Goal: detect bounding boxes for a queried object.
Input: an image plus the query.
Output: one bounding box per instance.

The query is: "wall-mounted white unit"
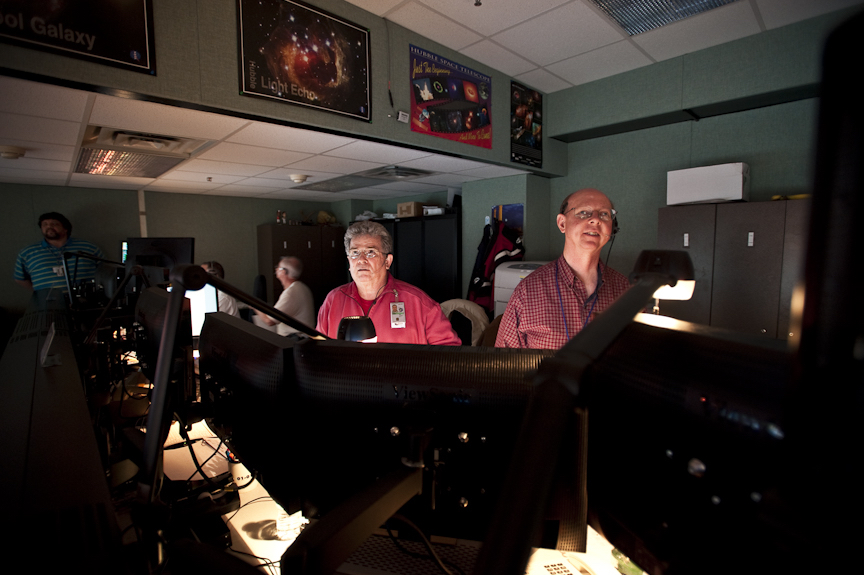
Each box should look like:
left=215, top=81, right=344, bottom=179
left=667, top=162, right=749, bottom=205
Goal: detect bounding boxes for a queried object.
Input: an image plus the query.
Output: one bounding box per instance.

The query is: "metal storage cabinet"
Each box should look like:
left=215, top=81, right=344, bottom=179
left=374, top=212, right=462, bottom=303
left=712, top=201, right=786, bottom=337
left=657, top=200, right=809, bottom=339
left=657, top=204, right=717, bottom=325
left=257, top=224, right=344, bottom=307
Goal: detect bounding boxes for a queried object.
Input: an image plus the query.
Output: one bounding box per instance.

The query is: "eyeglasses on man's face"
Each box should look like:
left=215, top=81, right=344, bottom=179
left=347, top=248, right=385, bottom=260
left=563, top=208, right=617, bottom=222
left=274, top=267, right=288, bottom=274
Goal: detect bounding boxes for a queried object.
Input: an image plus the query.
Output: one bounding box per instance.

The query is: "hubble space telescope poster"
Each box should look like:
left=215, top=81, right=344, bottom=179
left=238, top=0, right=371, bottom=121
left=410, top=45, right=492, bottom=149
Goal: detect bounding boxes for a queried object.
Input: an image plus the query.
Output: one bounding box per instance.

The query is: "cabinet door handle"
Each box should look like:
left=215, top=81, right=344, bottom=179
left=283, top=241, right=287, bottom=249
left=747, top=232, right=755, bottom=247
left=308, top=241, right=312, bottom=249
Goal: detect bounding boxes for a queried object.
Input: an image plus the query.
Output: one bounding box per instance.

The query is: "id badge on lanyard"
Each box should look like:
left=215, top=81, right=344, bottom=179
left=390, top=302, right=406, bottom=329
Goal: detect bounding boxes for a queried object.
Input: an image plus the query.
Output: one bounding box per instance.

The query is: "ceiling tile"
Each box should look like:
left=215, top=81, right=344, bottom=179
left=414, top=0, right=571, bottom=36
left=197, top=142, right=311, bottom=166
left=513, top=68, right=573, bottom=94
left=174, top=158, right=274, bottom=177
left=460, top=40, right=537, bottom=76
left=90, top=95, right=249, bottom=139
left=143, top=180, right=214, bottom=193
left=0, top=141, right=76, bottom=162
left=0, top=157, right=70, bottom=173
left=159, top=171, right=245, bottom=185
left=633, top=1, right=762, bottom=61
left=388, top=3, right=482, bottom=50
left=546, top=40, right=654, bottom=86
left=209, top=183, right=285, bottom=195
left=341, top=0, right=405, bottom=17
left=458, top=165, right=528, bottom=179
left=0, top=76, right=91, bottom=121
left=398, top=155, right=488, bottom=172
left=252, top=168, right=341, bottom=184
left=492, top=3, right=624, bottom=66
left=413, top=173, right=483, bottom=186
left=0, top=112, right=82, bottom=146
left=69, top=173, right=153, bottom=188
left=226, top=122, right=356, bottom=153
left=283, top=155, right=382, bottom=174
left=0, top=167, right=68, bottom=184
left=323, top=140, right=432, bottom=163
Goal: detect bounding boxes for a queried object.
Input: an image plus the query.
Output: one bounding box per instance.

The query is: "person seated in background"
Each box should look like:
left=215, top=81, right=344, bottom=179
left=316, top=221, right=460, bottom=345
left=496, top=188, right=630, bottom=349
left=200, top=261, right=240, bottom=318
left=14, top=212, right=104, bottom=291
left=256, top=256, right=315, bottom=336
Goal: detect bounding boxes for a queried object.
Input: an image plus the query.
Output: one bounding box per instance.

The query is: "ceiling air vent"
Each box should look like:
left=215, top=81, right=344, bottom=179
left=74, top=126, right=212, bottom=178
left=294, top=165, right=436, bottom=193
left=355, top=166, right=435, bottom=180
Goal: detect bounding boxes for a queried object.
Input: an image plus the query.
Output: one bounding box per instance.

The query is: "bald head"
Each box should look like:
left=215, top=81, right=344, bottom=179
left=560, top=188, right=613, bottom=215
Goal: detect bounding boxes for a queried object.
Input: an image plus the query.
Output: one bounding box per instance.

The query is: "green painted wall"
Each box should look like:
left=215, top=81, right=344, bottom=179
left=1, top=184, right=138, bottom=313
left=546, top=7, right=854, bottom=137
left=461, top=174, right=553, bottom=297
left=550, top=98, right=819, bottom=277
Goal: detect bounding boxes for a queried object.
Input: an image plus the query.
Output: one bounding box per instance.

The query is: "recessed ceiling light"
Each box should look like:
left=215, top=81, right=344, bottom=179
left=75, top=148, right=185, bottom=178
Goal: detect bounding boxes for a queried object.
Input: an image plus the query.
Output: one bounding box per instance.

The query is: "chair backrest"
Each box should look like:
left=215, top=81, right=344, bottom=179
left=440, top=298, right=490, bottom=345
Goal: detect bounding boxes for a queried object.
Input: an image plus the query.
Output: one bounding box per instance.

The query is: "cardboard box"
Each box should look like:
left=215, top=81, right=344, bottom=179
left=667, top=163, right=749, bottom=205
left=397, top=202, right=424, bottom=217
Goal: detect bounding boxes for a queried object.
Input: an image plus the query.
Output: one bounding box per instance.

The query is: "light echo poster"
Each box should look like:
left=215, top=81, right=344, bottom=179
left=238, top=0, right=371, bottom=121
left=410, top=45, right=492, bottom=149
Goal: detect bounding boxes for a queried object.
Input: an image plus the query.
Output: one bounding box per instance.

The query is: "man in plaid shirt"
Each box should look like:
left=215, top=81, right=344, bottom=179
left=495, top=189, right=630, bottom=349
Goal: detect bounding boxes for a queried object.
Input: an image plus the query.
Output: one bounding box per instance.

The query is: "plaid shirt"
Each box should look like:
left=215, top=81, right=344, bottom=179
left=495, top=255, right=630, bottom=349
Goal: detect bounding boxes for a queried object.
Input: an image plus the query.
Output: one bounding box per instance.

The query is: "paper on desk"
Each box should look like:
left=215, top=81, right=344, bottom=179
left=161, top=420, right=229, bottom=481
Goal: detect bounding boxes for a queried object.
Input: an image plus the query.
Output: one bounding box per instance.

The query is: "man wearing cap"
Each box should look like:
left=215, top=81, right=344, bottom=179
left=14, top=212, right=104, bottom=291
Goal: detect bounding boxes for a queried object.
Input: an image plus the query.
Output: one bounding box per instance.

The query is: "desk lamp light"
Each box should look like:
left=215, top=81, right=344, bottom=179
left=628, top=250, right=696, bottom=314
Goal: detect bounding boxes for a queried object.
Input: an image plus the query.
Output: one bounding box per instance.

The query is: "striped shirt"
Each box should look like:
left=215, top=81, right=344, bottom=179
left=495, top=255, right=630, bottom=349
left=14, top=238, right=105, bottom=291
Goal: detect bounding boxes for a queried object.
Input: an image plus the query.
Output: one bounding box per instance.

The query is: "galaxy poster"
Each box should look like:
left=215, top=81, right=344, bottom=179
left=0, top=0, right=155, bottom=74
left=510, top=82, right=542, bottom=168
left=410, top=45, right=491, bottom=149
left=238, top=0, right=371, bottom=121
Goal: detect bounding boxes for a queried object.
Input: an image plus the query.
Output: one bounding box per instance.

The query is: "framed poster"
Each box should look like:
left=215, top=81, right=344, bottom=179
left=238, top=0, right=371, bottom=121
left=410, top=45, right=491, bottom=149
left=0, top=0, right=155, bottom=74
left=510, top=82, right=542, bottom=167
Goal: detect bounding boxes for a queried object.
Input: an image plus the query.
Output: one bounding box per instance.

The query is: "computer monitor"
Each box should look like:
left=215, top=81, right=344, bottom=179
left=582, top=314, right=792, bottom=574
left=197, top=317, right=565, bottom=546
